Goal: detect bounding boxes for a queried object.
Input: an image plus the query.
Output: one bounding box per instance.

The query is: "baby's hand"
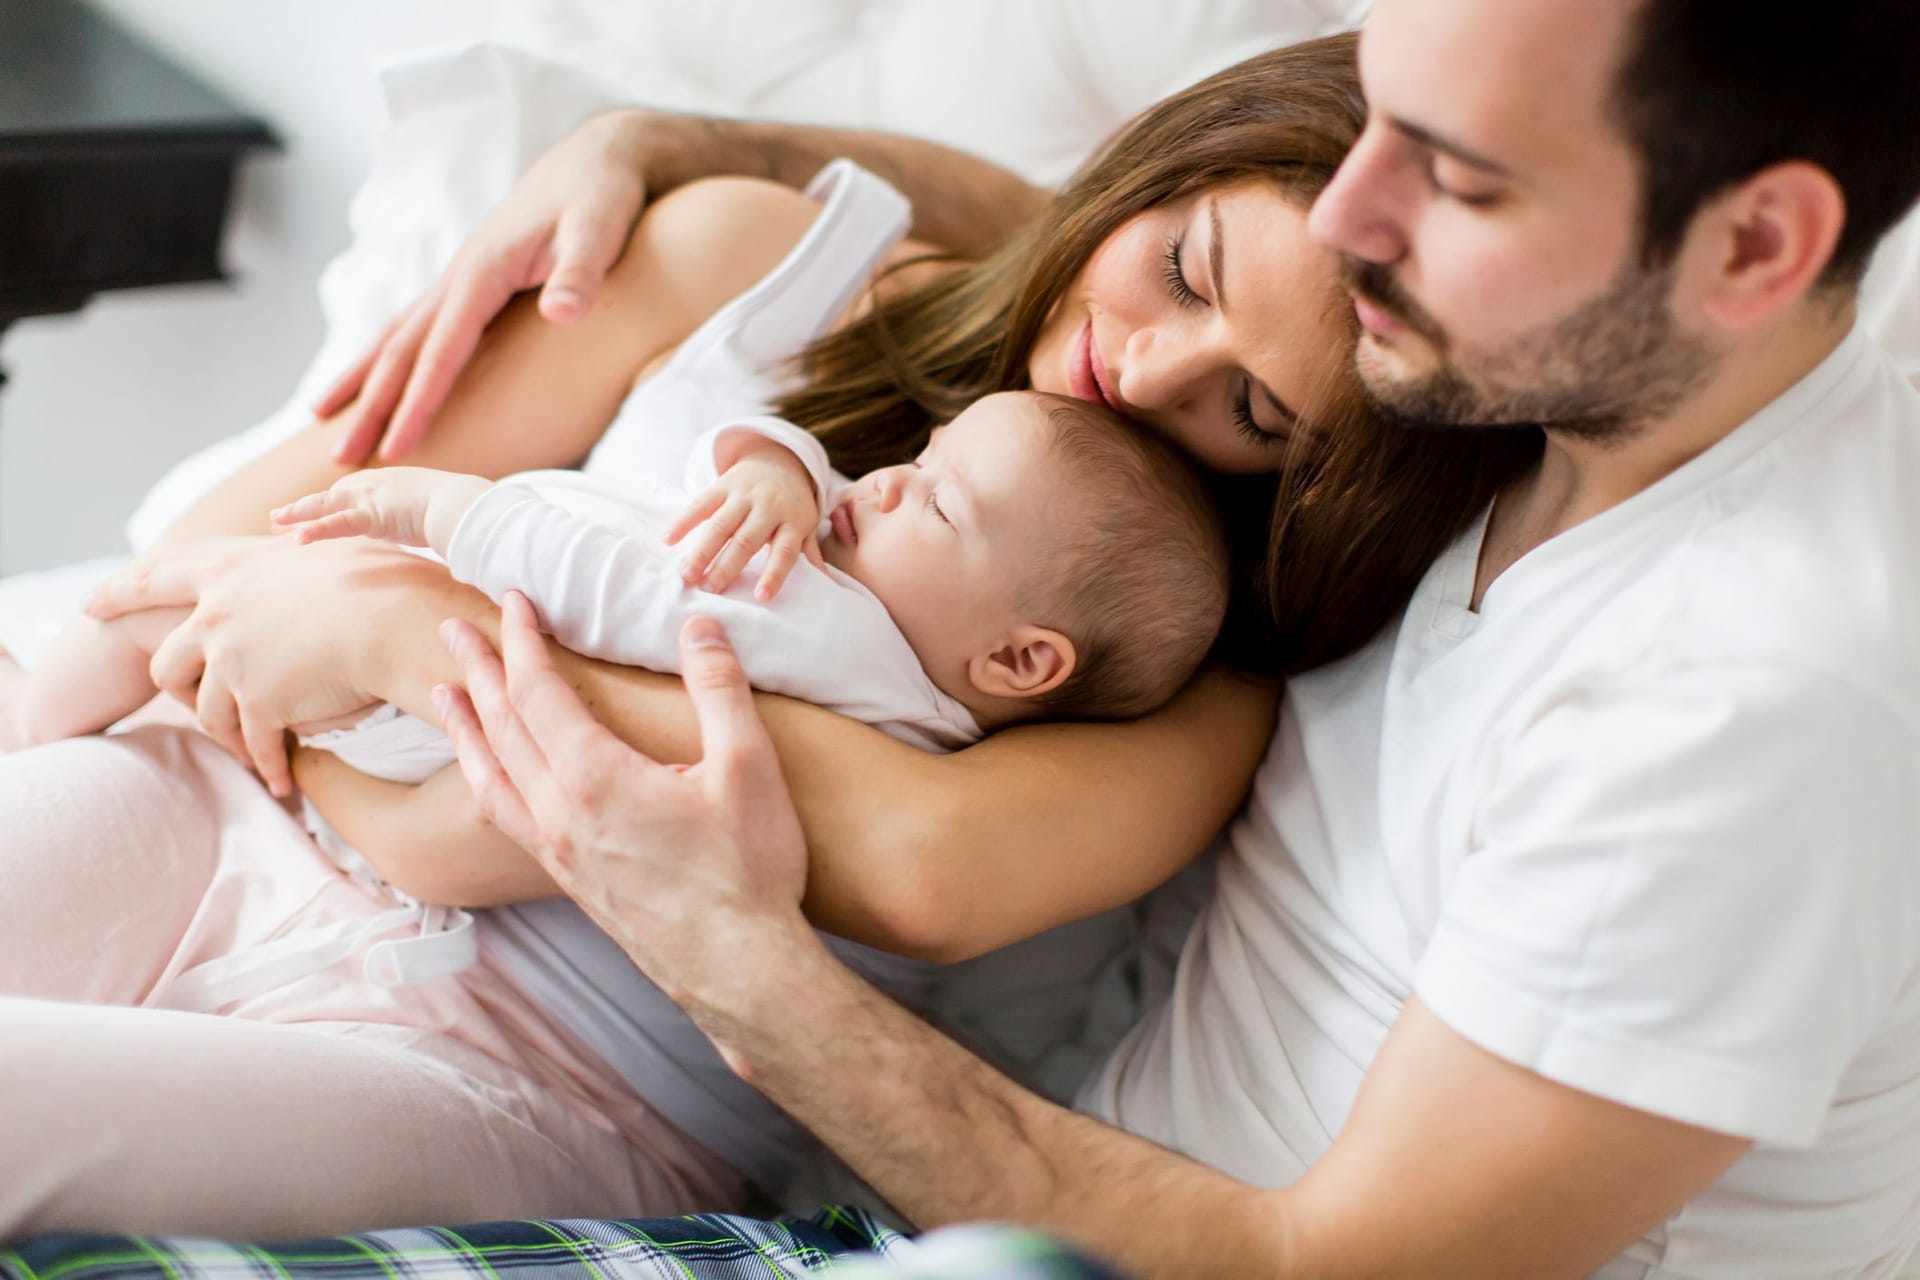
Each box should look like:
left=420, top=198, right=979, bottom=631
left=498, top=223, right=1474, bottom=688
left=667, top=440, right=824, bottom=600
left=271, top=467, right=490, bottom=555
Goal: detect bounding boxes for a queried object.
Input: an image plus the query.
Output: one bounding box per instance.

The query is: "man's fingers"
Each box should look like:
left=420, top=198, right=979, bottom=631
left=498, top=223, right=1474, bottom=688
left=435, top=682, right=544, bottom=854
left=538, top=184, right=641, bottom=323
left=497, top=591, right=654, bottom=772
left=333, top=301, right=435, bottom=463
left=380, top=271, right=511, bottom=461
left=677, top=615, right=778, bottom=781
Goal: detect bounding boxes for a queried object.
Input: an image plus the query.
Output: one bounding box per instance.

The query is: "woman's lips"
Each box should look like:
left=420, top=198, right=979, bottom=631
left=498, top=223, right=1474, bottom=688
left=830, top=498, right=858, bottom=545
left=1069, top=320, right=1127, bottom=415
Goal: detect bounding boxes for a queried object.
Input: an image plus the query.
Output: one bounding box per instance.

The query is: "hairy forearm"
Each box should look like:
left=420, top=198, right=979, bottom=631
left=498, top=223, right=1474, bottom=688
left=688, top=920, right=1293, bottom=1280
left=293, top=747, right=560, bottom=906
left=619, top=108, right=1049, bottom=258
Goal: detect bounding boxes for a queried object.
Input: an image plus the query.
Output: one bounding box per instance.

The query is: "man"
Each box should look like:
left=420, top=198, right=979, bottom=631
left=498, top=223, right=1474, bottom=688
left=64, top=1, right=1920, bottom=1276
left=427, top=2, right=1920, bottom=1275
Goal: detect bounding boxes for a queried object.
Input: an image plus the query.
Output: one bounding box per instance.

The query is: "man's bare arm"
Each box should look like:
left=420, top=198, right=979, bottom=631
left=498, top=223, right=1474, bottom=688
left=617, top=108, right=1049, bottom=259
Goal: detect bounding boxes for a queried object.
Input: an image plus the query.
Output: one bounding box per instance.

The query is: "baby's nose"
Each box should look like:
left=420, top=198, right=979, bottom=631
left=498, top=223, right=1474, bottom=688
left=874, top=469, right=908, bottom=513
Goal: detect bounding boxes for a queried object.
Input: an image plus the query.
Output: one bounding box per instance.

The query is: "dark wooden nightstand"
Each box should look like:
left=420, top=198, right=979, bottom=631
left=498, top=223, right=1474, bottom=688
left=0, top=0, right=279, bottom=388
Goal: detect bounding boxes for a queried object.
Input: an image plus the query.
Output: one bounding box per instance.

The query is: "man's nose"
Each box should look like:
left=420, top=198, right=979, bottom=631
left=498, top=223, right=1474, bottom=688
left=1307, top=122, right=1409, bottom=266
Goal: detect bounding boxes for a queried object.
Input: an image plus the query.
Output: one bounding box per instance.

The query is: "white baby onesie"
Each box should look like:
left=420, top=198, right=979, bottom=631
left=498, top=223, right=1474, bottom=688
left=313, top=412, right=979, bottom=789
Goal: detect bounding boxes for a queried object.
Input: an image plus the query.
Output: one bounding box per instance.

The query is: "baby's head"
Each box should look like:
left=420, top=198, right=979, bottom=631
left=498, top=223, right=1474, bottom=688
left=820, top=390, right=1229, bottom=727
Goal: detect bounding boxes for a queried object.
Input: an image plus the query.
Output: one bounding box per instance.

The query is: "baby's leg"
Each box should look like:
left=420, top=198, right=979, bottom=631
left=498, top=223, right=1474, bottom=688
left=1, top=606, right=190, bottom=751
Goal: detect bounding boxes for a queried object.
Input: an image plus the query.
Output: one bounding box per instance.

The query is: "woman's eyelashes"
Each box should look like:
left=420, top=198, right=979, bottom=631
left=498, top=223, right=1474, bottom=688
left=1232, top=382, right=1283, bottom=446
left=1161, top=232, right=1203, bottom=310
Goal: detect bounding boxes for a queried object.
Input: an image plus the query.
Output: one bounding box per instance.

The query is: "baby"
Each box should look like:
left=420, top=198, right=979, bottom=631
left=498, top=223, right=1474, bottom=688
left=6, top=388, right=1228, bottom=784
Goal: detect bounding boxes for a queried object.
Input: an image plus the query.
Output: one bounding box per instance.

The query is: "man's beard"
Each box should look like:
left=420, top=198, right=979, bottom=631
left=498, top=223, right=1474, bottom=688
left=1344, top=254, right=1719, bottom=443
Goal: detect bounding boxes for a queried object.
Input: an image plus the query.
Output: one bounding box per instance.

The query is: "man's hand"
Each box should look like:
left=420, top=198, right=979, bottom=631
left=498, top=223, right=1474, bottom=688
left=436, top=593, right=812, bottom=1016
left=271, top=467, right=493, bottom=557
left=317, top=110, right=654, bottom=465
left=666, top=438, right=826, bottom=600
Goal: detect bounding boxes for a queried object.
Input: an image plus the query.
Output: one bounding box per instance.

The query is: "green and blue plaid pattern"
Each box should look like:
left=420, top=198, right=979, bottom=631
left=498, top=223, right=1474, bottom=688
left=1, top=1209, right=1123, bottom=1280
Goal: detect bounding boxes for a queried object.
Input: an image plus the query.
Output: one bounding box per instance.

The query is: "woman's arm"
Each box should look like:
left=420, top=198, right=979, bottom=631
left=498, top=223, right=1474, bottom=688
left=292, top=749, right=561, bottom=907
left=316, top=556, right=1275, bottom=961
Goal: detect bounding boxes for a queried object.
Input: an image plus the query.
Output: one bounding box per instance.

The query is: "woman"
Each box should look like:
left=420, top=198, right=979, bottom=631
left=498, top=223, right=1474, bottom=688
left=0, top=35, right=1531, bottom=1237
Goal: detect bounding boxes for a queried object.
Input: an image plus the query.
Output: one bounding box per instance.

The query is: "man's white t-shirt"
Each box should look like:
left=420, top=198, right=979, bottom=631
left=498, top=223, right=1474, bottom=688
left=1081, top=324, right=1920, bottom=1278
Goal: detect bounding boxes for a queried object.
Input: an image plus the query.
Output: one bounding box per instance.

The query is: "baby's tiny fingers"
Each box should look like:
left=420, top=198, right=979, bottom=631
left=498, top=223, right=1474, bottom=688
left=270, top=491, right=336, bottom=527
left=802, top=535, right=825, bottom=570
left=293, top=508, right=376, bottom=544
left=665, top=489, right=726, bottom=547
left=679, top=499, right=749, bottom=582
left=756, top=536, right=803, bottom=601
left=703, top=510, right=778, bottom=594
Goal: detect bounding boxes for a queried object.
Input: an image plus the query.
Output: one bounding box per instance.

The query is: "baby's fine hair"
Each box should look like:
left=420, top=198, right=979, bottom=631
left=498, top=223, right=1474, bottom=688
left=1023, top=394, right=1231, bottom=721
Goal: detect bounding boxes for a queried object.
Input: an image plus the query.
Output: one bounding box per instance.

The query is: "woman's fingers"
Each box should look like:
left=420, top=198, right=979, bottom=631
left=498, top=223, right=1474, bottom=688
left=90, top=559, right=204, bottom=621
left=193, top=666, right=249, bottom=770
left=435, top=682, right=543, bottom=854
left=238, top=698, right=294, bottom=799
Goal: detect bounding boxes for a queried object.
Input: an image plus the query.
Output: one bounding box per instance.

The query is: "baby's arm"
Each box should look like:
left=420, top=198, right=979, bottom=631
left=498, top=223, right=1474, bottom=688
left=668, top=421, right=828, bottom=600
left=5, top=606, right=190, bottom=749
left=271, top=467, right=494, bottom=558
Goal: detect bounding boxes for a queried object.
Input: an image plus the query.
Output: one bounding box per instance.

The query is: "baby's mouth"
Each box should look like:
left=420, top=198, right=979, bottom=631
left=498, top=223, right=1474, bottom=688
left=830, top=498, right=858, bottom=546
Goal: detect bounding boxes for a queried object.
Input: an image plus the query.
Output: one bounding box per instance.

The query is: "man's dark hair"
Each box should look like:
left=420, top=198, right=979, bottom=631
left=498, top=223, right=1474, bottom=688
left=1610, top=0, right=1920, bottom=286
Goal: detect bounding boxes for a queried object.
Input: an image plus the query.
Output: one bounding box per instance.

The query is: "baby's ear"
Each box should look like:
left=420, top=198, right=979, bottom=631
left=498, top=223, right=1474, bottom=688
left=970, top=626, right=1076, bottom=701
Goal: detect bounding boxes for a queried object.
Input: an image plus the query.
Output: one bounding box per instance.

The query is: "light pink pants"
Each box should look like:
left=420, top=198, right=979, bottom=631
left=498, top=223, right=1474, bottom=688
left=0, top=724, right=741, bottom=1238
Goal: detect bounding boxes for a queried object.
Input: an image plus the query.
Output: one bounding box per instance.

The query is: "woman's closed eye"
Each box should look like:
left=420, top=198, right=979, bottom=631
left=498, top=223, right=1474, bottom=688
left=1233, top=380, right=1286, bottom=447
left=1162, top=232, right=1203, bottom=310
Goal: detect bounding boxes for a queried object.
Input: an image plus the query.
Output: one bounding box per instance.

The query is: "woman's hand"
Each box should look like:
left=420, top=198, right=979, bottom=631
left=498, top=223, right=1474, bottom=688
left=666, top=439, right=826, bottom=600
left=86, top=536, right=407, bottom=797
left=436, top=593, right=811, bottom=1008
left=317, top=110, right=655, bottom=467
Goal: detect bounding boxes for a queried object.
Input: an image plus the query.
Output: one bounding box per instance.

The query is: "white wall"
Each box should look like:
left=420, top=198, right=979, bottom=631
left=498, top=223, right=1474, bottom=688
left=0, top=1, right=507, bottom=573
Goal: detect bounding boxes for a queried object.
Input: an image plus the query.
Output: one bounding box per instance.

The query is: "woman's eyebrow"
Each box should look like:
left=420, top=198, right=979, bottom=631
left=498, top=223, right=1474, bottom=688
left=1208, top=199, right=1229, bottom=312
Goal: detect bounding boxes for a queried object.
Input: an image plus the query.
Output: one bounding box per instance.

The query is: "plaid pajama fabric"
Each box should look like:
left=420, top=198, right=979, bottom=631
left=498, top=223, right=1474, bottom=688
left=0, top=1209, right=1124, bottom=1280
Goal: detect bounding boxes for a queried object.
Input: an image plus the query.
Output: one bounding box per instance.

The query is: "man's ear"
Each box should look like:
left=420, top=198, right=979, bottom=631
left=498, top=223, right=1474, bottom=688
left=1689, top=160, right=1847, bottom=332
left=969, top=625, right=1076, bottom=701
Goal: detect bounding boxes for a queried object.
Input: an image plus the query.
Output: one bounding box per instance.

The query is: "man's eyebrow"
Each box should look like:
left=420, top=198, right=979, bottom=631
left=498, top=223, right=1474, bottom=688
left=1388, top=117, right=1515, bottom=177
left=1208, top=199, right=1228, bottom=312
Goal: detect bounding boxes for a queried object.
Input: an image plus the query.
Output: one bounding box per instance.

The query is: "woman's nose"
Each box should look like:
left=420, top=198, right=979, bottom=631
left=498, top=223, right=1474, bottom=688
left=1121, top=325, right=1223, bottom=413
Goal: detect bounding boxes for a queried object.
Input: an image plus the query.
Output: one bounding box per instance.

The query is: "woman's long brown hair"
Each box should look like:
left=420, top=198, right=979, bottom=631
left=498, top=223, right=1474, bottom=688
left=776, top=33, right=1538, bottom=676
